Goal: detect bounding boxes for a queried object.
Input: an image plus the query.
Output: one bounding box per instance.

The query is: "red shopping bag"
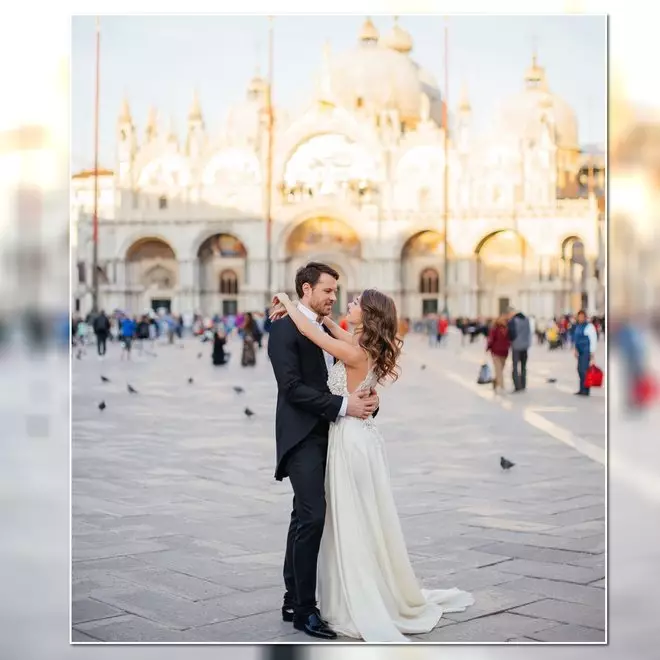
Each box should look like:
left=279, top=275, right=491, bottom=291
left=585, top=364, right=604, bottom=388
left=633, top=374, right=658, bottom=405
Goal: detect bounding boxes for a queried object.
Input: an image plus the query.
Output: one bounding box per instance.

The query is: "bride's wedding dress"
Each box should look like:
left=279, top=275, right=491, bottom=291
left=317, top=361, right=474, bottom=643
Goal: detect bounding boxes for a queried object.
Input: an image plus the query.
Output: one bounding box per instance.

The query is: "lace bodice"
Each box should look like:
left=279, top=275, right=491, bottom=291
left=328, top=361, right=378, bottom=397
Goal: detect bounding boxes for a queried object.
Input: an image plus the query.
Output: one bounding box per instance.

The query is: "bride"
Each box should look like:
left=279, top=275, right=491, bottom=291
left=271, top=289, right=474, bottom=643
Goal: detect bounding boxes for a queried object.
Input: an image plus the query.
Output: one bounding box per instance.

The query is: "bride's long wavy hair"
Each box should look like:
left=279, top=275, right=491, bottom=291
left=356, top=289, right=403, bottom=385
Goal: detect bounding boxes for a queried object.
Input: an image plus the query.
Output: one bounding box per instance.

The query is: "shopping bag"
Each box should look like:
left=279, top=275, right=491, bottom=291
left=632, top=373, right=658, bottom=405
left=477, top=363, right=493, bottom=384
left=585, top=364, right=604, bottom=388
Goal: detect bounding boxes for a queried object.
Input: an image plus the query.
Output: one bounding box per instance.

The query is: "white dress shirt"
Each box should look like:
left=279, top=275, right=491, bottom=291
left=297, top=302, right=348, bottom=417
left=584, top=322, right=598, bottom=354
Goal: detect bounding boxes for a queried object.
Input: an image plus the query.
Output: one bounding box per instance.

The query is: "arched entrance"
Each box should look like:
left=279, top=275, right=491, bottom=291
left=561, top=236, right=587, bottom=314
left=284, top=216, right=361, bottom=317
left=125, top=237, right=178, bottom=313
left=401, top=230, right=451, bottom=317
left=197, top=234, right=247, bottom=316
left=475, top=230, right=530, bottom=317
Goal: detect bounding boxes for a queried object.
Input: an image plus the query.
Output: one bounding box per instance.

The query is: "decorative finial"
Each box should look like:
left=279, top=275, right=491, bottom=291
left=189, top=89, right=202, bottom=121
left=459, top=82, right=471, bottom=112
left=359, top=17, right=379, bottom=43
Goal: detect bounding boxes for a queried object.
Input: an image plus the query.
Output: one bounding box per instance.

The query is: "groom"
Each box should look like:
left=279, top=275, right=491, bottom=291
left=268, top=262, right=379, bottom=639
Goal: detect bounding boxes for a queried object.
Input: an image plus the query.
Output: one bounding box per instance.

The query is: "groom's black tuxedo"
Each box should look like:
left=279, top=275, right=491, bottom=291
left=267, top=312, right=378, bottom=619
left=268, top=315, right=342, bottom=482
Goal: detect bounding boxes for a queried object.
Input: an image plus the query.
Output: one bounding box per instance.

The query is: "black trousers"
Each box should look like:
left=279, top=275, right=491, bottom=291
left=282, top=431, right=328, bottom=617
left=96, top=333, right=108, bottom=356
left=512, top=349, right=528, bottom=390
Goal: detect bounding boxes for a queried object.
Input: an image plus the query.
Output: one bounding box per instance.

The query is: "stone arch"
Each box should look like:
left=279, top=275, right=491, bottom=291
left=278, top=132, right=381, bottom=206
left=474, top=230, right=531, bottom=317
left=118, top=232, right=178, bottom=262
left=274, top=107, right=383, bottom=181
left=196, top=233, right=247, bottom=316
left=560, top=234, right=588, bottom=312
left=400, top=230, right=451, bottom=317
left=124, top=237, right=179, bottom=312
left=280, top=215, right=363, bottom=317
left=560, top=234, right=586, bottom=264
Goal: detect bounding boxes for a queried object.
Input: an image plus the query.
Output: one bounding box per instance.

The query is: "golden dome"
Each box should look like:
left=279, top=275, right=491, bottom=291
left=382, top=18, right=413, bottom=54
left=359, top=17, right=379, bottom=43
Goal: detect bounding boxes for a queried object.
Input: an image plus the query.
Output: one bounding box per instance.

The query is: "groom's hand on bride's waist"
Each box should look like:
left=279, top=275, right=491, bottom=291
left=346, top=389, right=379, bottom=419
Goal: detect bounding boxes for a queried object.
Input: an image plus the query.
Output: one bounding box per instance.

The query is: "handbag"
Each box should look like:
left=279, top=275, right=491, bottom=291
left=584, top=364, right=604, bottom=388
left=477, top=363, right=493, bottom=385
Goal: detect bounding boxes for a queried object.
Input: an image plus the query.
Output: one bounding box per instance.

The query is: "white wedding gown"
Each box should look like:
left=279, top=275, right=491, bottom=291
left=317, top=361, right=475, bottom=643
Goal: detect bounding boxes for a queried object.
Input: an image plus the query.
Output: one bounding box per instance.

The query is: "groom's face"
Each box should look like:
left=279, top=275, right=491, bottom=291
left=305, top=273, right=338, bottom=317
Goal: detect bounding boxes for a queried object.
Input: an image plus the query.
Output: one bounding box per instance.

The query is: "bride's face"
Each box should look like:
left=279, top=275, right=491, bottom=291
left=347, top=294, right=363, bottom=325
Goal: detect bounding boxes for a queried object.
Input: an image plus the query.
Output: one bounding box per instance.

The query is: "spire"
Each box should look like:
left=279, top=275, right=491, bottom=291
left=118, top=95, right=132, bottom=123
left=189, top=89, right=203, bottom=122
left=525, top=37, right=547, bottom=89
left=165, top=114, right=177, bottom=142
left=318, top=40, right=335, bottom=105
left=146, top=106, right=158, bottom=140
left=359, top=17, right=379, bottom=44
left=459, top=82, right=471, bottom=113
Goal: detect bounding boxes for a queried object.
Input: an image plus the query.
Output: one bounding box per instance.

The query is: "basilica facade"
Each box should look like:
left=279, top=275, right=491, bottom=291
left=72, top=18, right=605, bottom=320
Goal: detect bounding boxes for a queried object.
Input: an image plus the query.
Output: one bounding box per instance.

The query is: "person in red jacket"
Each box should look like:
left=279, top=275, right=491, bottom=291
left=437, top=315, right=449, bottom=345
left=487, top=314, right=511, bottom=394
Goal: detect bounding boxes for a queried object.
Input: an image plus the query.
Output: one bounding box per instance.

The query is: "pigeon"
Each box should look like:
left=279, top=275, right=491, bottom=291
left=127, top=384, right=138, bottom=394
left=421, top=365, right=427, bottom=370
left=101, top=375, right=110, bottom=383
left=98, top=401, right=106, bottom=411
left=244, top=407, right=255, bottom=418
left=500, top=456, right=515, bottom=470
left=188, top=377, right=194, bottom=384
left=546, top=377, right=557, bottom=383
left=233, top=386, right=245, bottom=394
left=197, top=352, right=203, bottom=359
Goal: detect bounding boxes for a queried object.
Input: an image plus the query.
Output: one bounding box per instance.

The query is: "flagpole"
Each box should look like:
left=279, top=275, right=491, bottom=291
left=91, top=16, right=101, bottom=314
left=442, top=17, right=450, bottom=316
left=265, top=16, right=274, bottom=308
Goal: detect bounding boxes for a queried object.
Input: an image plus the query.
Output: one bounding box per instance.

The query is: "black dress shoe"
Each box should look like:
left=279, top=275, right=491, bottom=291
left=282, top=605, right=294, bottom=622
left=293, top=612, right=337, bottom=639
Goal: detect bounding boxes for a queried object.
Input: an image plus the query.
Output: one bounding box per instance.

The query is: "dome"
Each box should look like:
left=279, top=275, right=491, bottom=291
left=497, top=55, right=578, bottom=150
left=382, top=19, right=413, bottom=54
left=327, top=21, right=424, bottom=125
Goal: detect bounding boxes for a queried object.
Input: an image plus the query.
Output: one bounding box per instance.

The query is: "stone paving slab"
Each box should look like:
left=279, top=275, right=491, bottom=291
left=72, top=333, right=605, bottom=643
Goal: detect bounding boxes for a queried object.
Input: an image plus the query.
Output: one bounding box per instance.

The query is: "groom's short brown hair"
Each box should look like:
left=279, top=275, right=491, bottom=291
left=295, top=262, right=340, bottom=298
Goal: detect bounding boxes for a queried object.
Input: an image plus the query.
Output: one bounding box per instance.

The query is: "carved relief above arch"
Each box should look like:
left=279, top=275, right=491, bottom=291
left=285, top=216, right=361, bottom=259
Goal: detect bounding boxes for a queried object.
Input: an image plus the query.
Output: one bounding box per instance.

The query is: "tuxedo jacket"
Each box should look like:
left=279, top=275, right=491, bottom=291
left=268, top=315, right=378, bottom=481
